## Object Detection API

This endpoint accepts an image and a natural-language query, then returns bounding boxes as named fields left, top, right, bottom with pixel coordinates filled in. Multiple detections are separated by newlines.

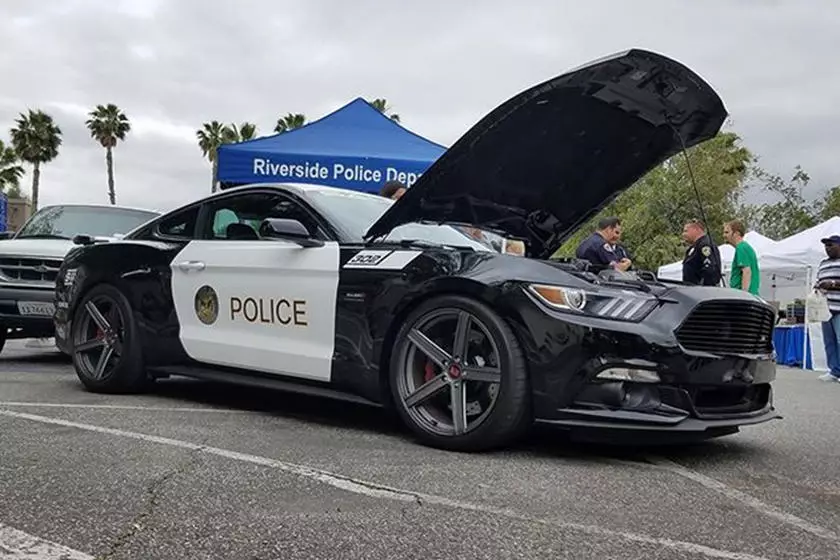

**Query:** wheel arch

left=375, top=276, right=533, bottom=406
left=58, top=241, right=183, bottom=356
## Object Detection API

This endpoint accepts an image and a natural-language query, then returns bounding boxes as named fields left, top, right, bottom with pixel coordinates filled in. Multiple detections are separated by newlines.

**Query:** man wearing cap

left=814, top=235, right=840, bottom=382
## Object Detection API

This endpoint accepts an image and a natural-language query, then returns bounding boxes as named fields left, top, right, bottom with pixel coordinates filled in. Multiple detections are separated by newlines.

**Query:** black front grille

left=676, top=301, right=775, bottom=354
left=0, top=257, right=63, bottom=284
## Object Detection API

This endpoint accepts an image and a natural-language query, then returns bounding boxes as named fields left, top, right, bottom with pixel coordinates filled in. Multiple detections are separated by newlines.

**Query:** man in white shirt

left=814, top=235, right=840, bottom=382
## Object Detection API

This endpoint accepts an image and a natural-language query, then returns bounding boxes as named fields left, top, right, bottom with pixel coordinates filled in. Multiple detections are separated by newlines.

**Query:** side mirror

left=259, top=218, right=324, bottom=248
left=0, top=231, right=14, bottom=240
left=73, top=234, right=96, bottom=245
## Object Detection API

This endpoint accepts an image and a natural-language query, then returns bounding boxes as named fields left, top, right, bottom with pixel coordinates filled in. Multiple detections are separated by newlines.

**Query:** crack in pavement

left=92, top=446, right=205, bottom=560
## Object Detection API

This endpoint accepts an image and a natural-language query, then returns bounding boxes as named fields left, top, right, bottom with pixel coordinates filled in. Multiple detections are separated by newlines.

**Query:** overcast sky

left=0, top=0, right=836, bottom=214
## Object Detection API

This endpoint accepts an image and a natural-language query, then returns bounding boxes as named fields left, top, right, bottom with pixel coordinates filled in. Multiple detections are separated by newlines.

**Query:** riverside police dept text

left=252, top=158, right=422, bottom=186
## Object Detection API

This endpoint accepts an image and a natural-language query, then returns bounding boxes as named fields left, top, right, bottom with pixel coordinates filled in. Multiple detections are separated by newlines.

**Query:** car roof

left=38, top=202, right=161, bottom=214
left=217, top=182, right=380, bottom=200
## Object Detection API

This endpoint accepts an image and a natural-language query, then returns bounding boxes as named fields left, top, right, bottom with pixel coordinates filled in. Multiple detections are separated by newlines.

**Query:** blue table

left=773, top=324, right=812, bottom=368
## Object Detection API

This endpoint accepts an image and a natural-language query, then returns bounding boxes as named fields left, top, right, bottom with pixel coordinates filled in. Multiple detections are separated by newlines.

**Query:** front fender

left=55, top=240, right=186, bottom=364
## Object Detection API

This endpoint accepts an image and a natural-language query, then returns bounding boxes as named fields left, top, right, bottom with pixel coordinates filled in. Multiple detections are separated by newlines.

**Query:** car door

left=170, top=190, right=340, bottom=382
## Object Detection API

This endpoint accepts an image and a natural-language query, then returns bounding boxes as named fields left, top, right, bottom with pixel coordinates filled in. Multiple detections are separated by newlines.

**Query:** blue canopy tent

left=217, top=98, right=447, bottom=194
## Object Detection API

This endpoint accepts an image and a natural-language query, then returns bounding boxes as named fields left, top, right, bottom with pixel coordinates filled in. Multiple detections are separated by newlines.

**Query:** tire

left=70, top=283, right=151, bottom=394
left=389, top=294, right=531, bottom=452
left=0, top=328, right=6, bottom=355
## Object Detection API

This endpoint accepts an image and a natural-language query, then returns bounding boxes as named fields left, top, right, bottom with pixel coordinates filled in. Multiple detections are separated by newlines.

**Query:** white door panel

left=171, top=239, right=340, bottom=382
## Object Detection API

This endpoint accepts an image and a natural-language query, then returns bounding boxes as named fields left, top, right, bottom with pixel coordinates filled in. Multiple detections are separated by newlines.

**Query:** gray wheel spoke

left=452, top=312, right=470, bottom=361
left=450, top=381, right=467, bottom=435
left=407, top=329, right=450, bottom=368
left=93, top=346, right=114, bottom=379
left=462, top=366, right=502, bottom=384
left=85, top=301, right=111, bottom=332
left=76, top=338, right=105, bottom=353
left=405, top=374, right=448, bottom=408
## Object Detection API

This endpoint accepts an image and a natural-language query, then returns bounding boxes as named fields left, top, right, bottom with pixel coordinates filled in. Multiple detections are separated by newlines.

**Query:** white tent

left=759, top=216, right=840, bottom=272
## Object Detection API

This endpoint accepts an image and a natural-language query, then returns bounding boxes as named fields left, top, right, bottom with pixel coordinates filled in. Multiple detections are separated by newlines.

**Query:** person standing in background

left=379, top=180, right=406, bottom=200
left=681, top=219, right=722, bottom=286
left=723, top=220, right=760, bottom=295
left=814, top=235, right=840, bottom=383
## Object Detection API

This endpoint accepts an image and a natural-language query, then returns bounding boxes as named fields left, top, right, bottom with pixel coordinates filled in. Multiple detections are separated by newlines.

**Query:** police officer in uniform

left=575, top=217, right=632, bottom=272
left=681, top=219, right=722, bottom=286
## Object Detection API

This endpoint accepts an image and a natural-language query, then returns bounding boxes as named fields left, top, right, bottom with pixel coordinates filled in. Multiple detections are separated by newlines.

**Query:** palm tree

left=197, top=121, right=231, bottom=193
left=368, top=99, right=400, bottom=122
left=9, top=109, right=62, bottom=212
left=85, top=103, right=131, bottom=205
left=274, top=113, right=306, bottom=133
left=226, top=122, right=258, bottom=142
left=0, top=140, right=24, bottom=198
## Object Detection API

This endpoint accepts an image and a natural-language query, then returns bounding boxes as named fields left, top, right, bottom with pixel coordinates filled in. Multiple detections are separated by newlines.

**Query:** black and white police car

left=53, top=49, right=780, bottom=451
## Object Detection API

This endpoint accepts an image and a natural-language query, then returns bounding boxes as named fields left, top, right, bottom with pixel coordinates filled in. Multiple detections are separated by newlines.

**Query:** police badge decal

left=701, top=246, right=711, bottom=257
left=194, top=285, right=219, bottom=325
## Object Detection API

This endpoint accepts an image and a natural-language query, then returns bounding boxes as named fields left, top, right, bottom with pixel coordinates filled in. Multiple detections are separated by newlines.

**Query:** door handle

left=177, top=260, right=205, bottom=272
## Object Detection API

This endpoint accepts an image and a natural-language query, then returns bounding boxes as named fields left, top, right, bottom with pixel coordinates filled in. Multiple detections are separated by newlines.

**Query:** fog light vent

left=595, top=368, right=661, bottom=383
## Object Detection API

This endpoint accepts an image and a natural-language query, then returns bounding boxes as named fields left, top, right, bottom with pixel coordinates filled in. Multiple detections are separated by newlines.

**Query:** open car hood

left=363, top=49, right=728, bottom=258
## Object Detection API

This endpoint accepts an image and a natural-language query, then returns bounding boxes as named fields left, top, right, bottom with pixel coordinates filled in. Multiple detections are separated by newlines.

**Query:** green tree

left=737, top=165, right=818, bottom=239
left=197, top=121, right=229, bottom=193
left=555, top=131, right=752, bottom=270
left=226, top=122, right=258, bottom=142
left=274, top=113, right=306, bottom=133
left=197, top=121, right=258, bottom=192
left=85, top=103, right=131, bottom=205
left=368, top=98, right=400, bottom=122
left=9, top=109, right=62, bottom=212
left=0, top=139, right=24, bottom=198
left=816, top=185, right=840, bottom=220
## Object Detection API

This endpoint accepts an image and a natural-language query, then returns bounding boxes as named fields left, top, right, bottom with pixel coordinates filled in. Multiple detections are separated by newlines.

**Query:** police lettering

left=229, top=297, right=307, bottom=326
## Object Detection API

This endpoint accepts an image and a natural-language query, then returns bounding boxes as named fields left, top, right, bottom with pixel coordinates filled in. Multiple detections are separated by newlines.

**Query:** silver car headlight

left=526, top=283, right=659, bottom=322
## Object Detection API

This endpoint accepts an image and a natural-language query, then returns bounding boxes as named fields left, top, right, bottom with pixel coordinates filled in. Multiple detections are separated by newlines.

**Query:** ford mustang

left=53, top=49, right=780, bottom=451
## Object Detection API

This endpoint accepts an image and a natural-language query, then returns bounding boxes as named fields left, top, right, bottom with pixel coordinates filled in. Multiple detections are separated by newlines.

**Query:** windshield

left=16, top=205, right=159, bottom=240
left=306, top=188, right=496, bottom=251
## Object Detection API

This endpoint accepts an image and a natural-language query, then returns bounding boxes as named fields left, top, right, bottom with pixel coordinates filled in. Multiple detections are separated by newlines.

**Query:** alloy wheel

left=396, top=307, right=504, bottom=437
left=73, top=295, right=125, bottom=380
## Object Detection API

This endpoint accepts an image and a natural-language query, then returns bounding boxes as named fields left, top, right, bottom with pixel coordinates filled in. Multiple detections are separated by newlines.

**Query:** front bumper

left=533, top=354, right=781, bottom=441
left=0, top=285, right=57, bottom=338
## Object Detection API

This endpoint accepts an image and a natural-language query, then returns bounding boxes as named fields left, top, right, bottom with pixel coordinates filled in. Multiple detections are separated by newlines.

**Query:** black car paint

left=364, top=48, right=728, bottom=259
left=54, top=198, right=778, bottom=431
left=53, top=47, right=780, bottom=439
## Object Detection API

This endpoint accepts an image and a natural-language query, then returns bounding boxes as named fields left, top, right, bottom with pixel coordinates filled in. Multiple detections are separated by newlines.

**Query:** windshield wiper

left=16, top=233, right=72, bottom=240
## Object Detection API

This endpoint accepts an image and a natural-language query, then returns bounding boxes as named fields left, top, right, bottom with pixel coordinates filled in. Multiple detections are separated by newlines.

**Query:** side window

left=155, top=206, right=200, bottom=239
left=203, top=192, right=325, bottom=241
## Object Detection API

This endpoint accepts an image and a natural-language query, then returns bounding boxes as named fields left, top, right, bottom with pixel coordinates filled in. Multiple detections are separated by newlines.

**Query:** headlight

left=526, top=283, right=658, bottom=322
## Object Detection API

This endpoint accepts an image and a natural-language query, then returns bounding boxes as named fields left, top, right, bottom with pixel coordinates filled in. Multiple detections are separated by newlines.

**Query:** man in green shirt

left=723, top=219, right=760, bottom=295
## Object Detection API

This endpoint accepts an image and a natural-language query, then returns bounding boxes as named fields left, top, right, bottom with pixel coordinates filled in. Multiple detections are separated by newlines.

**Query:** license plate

left=17, top=301, right=56, bottom=317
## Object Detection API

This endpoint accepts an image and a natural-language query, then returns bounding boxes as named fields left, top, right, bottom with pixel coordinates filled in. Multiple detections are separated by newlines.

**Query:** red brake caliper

left=424, top=360, right=436, bottom=382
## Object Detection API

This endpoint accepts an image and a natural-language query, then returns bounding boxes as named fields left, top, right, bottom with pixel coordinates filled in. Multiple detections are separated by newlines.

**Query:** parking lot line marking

left=0, top=402, right=251, bottom=414
left=645, top=455, right=840, bottom=543
left=0, top=408, right=770, bottom=560
left=0, top=522, right=92, bottom=559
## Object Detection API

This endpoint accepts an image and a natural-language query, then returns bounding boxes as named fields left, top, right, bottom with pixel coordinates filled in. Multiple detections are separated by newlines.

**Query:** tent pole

left=802, top=265, right=812, bottom=370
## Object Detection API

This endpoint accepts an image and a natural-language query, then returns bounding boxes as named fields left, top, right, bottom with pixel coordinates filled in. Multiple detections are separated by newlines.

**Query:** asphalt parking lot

left=1, top=340, right=839, bottom=560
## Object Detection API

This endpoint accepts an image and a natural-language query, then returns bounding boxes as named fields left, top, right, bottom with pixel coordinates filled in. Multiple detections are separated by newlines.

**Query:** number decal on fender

left=344, top=250, right=393, bottom=268
left=343, top=250, right=423, bottom=270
